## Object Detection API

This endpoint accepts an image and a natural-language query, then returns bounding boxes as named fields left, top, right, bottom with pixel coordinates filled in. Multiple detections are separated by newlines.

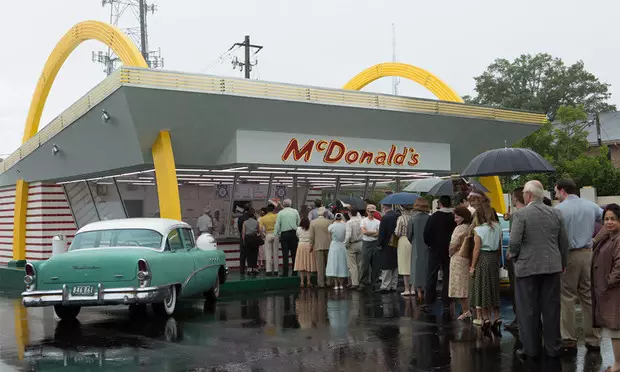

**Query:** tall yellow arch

left=343, top=62, right=506, bottom=213
left=11, top=21, right=180, bottom=266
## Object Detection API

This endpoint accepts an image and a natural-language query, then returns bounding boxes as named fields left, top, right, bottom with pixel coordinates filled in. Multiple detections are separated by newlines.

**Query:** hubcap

left=214, top=277, right=220, bottom=297
left=164, top=287, right=174, bottom=308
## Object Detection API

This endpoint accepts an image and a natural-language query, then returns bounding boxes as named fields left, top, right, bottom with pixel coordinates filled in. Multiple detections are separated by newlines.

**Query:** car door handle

left=115, top=274, right=124, bottom=278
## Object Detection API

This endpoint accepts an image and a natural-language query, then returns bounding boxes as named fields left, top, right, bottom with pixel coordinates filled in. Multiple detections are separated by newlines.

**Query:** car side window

left=167, top=229, right=183, bottom=251
left=180, top=228, right=195, bottom=249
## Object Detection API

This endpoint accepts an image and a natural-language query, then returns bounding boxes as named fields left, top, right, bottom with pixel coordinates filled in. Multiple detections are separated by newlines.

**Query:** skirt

left=326, top=243, right=349, bottom=278
left=397, top=236, right=412, bottom=275
left=294, top=242, right=317, bottom=272
left=470, top=251, right=500, bottom=308
left=448, top=255, right=470, bottom=298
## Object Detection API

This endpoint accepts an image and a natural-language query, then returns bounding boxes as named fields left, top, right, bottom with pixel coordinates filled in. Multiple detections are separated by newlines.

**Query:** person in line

left=543, top=197, right=553, bottom=206
left=467, top=189, right=487, bottom=215
left=294, top=217, right=316, bottom=288
left=344, top=209, right=363, bottom=289
left=509, top=180, right=569, bottom=360
left=274, top=199, right=301, bottom=277
left=308, top=199, right=333, bottom=221
left=592, top=203, right=620, bottom=372
left=469, top=203, right=503, bottom=330
left=359, top=204, right=381, bottom=291
left=377, top=204, right=400, bottom=293
left=502, top=187, right=526, bottom=332
left=309, top=207, right=332, bottom=288
left=364, top=200, right=383, bottom=220
left=326, top=213, right=349, bottom=290
left=447, top=206, right=473, bottom=320
left=260, top=204, right=279, bottom=276
left=395, top=204, right=415, bottom=296
left=237, top=205, right=252, bottom=275
left=408, top=198, right=431, bottom=302
left=197, top=207, right=214, bottom=236
left=257, top=207, right=268, bottom=272
left=423, top=196, right=456, bottom=310
left=242, top=208, right=260, bottom=277
left=555, top=179, right=602, bottom=352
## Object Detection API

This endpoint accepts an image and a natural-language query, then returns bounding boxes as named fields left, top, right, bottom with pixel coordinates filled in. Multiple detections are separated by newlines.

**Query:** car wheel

left=54, top=305, right=81, bottom=321
left=205, top=274, right=220, bottom=304
left=152, top=286, right=177, bottom=317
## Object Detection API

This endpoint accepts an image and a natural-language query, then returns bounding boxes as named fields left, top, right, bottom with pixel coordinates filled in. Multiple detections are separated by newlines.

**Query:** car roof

left=77, top=218, right=190, bottom=235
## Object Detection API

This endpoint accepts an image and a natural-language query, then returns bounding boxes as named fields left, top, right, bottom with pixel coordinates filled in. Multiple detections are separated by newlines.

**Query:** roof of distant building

left=584, top=112, right=620, bottom=146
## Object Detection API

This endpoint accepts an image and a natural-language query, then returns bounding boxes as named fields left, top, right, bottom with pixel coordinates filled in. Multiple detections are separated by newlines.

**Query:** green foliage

left=505, top=105, right=620, bottom=196
left=468, top=53, right=615, bottom=119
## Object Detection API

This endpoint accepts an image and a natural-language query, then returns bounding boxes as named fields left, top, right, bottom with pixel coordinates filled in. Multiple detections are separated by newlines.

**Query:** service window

left=166, top=229, right=183, bottom=251
left=180, top=228, right=196, bottom=249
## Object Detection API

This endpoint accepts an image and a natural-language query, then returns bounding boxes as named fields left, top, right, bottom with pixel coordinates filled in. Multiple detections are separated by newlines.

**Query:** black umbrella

left=330, top=196, right=366, bottom=211
left=461, top=148, right=555, bottom=177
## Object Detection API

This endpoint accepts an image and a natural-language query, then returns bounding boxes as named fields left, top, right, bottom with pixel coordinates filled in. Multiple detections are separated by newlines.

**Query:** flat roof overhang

left=0, top=67, right=546, bottom=187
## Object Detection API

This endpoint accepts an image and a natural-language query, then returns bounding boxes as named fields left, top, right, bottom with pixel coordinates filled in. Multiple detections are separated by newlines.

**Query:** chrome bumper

left=22, top=284, right=166, bottom=307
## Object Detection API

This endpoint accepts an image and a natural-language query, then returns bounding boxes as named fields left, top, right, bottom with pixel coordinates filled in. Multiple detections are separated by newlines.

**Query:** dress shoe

left=515, top=349, right=539, bottom=360
left=560, top=339, right=578, bottom=354
left=504, top=321, right=519, bottom=332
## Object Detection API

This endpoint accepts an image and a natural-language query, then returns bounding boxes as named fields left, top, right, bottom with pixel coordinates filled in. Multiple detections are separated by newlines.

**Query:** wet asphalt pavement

left=0, top=288, right=614, bottom=372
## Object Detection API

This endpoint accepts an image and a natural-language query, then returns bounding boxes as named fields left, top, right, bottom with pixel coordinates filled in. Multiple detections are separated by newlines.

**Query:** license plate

left=71, top=285, right=95, bottom=296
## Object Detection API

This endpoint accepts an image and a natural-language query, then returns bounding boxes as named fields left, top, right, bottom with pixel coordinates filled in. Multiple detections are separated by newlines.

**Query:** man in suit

left=509, top=180, right=569, bottom=359
left=309, top=207, right=332, bottom=288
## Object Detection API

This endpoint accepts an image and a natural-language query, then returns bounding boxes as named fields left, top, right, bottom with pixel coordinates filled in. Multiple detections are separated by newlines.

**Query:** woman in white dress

left=326, top=213, right=349, bottom=290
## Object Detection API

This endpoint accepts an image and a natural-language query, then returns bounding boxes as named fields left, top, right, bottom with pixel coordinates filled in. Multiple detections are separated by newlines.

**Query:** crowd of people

left=226, top=179, right=620, bottom=369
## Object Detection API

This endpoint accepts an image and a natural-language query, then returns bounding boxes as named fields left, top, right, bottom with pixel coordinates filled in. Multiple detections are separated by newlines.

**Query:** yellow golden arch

left=12, top=21, right=181, bottom=265
left=343, top=62, right=506, bottom=213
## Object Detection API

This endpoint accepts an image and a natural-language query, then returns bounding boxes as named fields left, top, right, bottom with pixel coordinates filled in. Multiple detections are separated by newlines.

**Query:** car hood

left=38, top=248, right=161, bottom=284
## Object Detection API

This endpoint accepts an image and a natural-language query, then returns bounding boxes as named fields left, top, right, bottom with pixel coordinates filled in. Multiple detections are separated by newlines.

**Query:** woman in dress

left=326, top=213, right=349, bottom=290
left=395, top=204, right=414, bottom=296
left=294, top=217, right=316, bottom=288
left=469, top=204, right=502, bottom=330
left=241, top=208, right=260, bottom=277
left=448, top=206, right=473, bottom=320
left=592, top=203, right=620, bottom=372
left=407, top=198, right=431, bottom=302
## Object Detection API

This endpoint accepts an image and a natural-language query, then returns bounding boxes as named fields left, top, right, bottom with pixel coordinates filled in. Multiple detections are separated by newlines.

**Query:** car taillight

left=25, top=263, right=35, bottom=276
left=138, top=259, right=148, bottom=272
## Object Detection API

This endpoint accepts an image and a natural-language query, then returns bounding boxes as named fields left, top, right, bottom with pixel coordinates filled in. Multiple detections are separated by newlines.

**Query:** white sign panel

left=236, top=130, right=450, bottom=171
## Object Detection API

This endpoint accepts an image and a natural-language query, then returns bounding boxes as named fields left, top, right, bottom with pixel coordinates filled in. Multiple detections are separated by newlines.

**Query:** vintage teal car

left=21, top=218, right=227, bottom=320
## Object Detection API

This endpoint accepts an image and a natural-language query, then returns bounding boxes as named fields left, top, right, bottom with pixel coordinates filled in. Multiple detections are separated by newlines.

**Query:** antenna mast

left=392, top=23, right=400, bottom=96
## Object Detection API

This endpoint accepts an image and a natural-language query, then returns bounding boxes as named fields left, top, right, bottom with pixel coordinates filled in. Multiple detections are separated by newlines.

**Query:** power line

left=230, top=35, right=263, bottom=79
left=200, top=45, right=241, bottom=73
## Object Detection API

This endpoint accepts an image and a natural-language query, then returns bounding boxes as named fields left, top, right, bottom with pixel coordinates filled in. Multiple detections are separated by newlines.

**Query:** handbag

left=388, top=233, right=399, bottom=248
left=256, top=233, right=265, bottom=246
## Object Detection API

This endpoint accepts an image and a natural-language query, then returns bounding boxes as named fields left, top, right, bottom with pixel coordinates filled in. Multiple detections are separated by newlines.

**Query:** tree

left=467, top=53, right=615, bottom=120
left=506, top=105, right=620, bottom=196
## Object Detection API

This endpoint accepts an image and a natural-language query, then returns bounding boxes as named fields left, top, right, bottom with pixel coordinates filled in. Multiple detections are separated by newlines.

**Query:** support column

left=480, top=176, right=506, bottom=214
left=292, top=175, right=299, bottom=209
left=362, top=176, right=370, bottom=199
left=265, top=174, right=274, bottom=204
left=152, top=131, right=181, bottom=220
left=10, top=180, right=28, bottom=268
left=13, top=299, right=29, bottom=360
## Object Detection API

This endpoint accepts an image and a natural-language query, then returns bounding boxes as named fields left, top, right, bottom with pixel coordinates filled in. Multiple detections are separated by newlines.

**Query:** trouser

left=507, top=257, right=518, bottom=322
left=380, top=269, right=398, bottom=290
left=264, top=232, right=279, bottom=273
left=279, top=230, right=298, bottom=277
left=315, top=250, right=331, bottom=287
left=561, top=249, right=600, bottom=346
left=347, top=241, right=363, bottom=286
left=239, top=235, right=247, bottom=274
left=516, top=273, right=562, bottom=357
left=360, top=240, right=380, bottom=288
left=244, top=235, right=259, bottom=268
left=425, top=253, right=450, bottom=306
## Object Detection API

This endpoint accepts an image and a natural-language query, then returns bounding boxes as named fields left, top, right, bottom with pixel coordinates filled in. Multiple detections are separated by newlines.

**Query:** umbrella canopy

left=330, top=196, right=366, bottom=211
left=427, top=180, right=455, bottom=196
left=467, top=179, right=489, bottom=193
left=403, top=177, right=443, bottom=193
left=380, top=192, right=421, bottom=205
left=461, top=148, right=555, bottom=177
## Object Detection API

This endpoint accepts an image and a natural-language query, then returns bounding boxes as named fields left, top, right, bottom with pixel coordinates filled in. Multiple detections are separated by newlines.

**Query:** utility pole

left=92, top=0, right=163, bottom=75
left=139, top=0, right=148, bottom=62
left=231, top=35, right=263, bottom=79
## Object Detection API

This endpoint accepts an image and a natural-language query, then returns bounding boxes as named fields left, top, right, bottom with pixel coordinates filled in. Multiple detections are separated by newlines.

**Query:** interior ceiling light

left=288, top=171, right=321, bottom=175
left=249, top=170, right=286, bottom=174
left=257, top=167, right=293, bottom=171
left=295, top=168, right=333, bottom=172
left=212, top=167, right=248, bottom=172
left=239, top=175, right=270, bottom=179
left=176, top=169, right=211, bottom=172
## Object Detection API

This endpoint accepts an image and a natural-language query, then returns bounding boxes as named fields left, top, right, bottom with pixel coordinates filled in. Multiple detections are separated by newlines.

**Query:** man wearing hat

left=197, top=207, right=214, bottom=235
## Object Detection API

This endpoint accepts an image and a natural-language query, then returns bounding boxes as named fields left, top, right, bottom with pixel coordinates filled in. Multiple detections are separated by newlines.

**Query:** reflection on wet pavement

left=0, top=289, right=613, bottom=371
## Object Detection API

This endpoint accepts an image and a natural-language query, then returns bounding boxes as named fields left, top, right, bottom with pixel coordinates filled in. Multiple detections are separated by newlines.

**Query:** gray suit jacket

left=508, top=200, right=569, bottom=278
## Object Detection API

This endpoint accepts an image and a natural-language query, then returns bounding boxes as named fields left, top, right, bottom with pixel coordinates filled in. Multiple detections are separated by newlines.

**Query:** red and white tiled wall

left=0, top=183, right=77, bottom=265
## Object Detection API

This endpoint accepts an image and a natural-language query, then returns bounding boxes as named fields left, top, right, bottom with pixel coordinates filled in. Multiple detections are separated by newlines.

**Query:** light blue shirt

left=474, top=223, right=502, bottom=252
left=555, top=195, right=603, bottom=249
left=274, top=207, right=301, bottom=236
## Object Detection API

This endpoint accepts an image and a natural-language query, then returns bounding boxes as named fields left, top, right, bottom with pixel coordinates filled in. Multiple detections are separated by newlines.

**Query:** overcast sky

left=0, top=0, right=617, bottom=156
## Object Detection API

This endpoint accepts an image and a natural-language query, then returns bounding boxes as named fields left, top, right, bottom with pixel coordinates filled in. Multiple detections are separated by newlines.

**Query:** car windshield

left=69, top=229, right=163, bottom=250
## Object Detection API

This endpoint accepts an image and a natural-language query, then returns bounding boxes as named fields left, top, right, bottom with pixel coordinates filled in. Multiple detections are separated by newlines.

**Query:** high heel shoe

left=457, top=311, right=472, bottom=321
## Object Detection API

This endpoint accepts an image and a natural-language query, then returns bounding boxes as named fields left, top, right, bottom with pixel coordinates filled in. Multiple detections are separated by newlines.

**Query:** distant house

left=583, top=112, right=620, bottom=168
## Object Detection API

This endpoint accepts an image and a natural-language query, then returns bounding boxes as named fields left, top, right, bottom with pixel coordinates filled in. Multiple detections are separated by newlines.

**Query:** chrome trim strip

left=181, top=263, right=221, bottom=290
